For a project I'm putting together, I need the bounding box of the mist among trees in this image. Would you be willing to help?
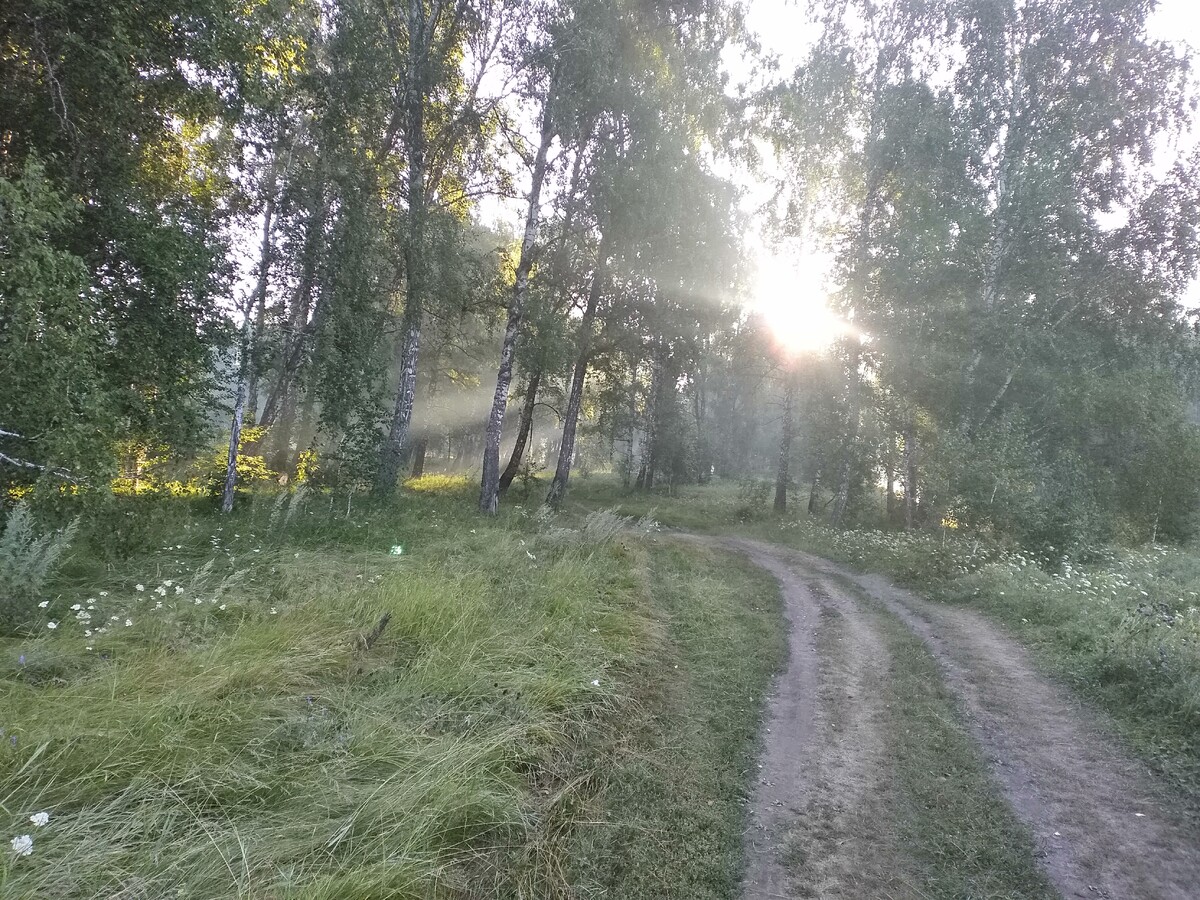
[3,0,1199,556]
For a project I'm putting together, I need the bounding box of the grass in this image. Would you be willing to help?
[570,475,1200,806]
[0,482,784,897]
[568,542,786,899]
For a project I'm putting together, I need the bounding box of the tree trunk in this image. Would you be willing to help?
[830,343,861,527]
[375,0,430,498]
[622,362,638,489]
[693,355,710,484]
[221,324,250,514]
[774,369,796,513]
[830,47,895,528]
[807,467,821,516]
[410,436,428,479]
[640,350,663,492]
[545,241,609,508]
[885,457,896,522]
[903,419,918,530]
[480,96,554,513]
[499,370,540,494]
[260,185,326,463]
[243,147,288,429]
[221,146,283,510]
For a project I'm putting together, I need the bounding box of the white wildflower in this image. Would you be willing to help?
[46,621,57,630]
[526,550,536,561]
[98,591,108,597]
[389,545,404,556]
[218,604,227,611]
[37,601,49,609]
[590,679,601,687]
[269,607,278,615]
[155,586,167,597]
[135,584,145,592]
[124,619,133,627]
[163,580,174,587]
[29,812,49,828]
[70,604,82,611]
[175,586,184,595]
[10,834,33,856]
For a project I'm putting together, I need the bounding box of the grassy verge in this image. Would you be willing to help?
[569,476,1200,804]
[569,541,786,899]
[1,480,783,897]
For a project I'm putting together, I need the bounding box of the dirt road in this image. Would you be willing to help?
[696,536,1200,900]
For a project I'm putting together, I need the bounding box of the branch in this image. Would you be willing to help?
[0,450,82,483]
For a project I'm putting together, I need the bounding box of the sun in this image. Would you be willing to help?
[752,252,846,356]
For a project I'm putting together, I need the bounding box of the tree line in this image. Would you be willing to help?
[2,0,1199,557]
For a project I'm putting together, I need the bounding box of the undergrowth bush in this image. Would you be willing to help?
[0,503,77,634]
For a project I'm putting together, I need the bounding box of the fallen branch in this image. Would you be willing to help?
[0,436,84,487]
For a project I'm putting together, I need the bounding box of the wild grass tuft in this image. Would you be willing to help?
[0,485,658,896]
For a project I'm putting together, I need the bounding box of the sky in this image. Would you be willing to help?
[743,0,1200,67]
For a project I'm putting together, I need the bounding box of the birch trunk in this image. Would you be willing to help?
[545,245,608,508]
[221,324,250,514]
[774,369,796,513]
[829,341,861,527]
[499,369,540,494]
[375,0,430,497]
[480,97,554,513]
[830,47,894,527]
[622,362,638,489]
[903,419,918,530]
[221,148,282,510]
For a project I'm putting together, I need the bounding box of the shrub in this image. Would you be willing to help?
[0,502,77,633]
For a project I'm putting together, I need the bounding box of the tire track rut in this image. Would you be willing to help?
[685,535,1200,900]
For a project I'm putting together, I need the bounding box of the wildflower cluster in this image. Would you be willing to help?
[27,526,287,653]
[8,810,49,860]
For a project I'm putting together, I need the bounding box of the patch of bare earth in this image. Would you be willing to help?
[718,534,1200,900]
[714,539,919,899]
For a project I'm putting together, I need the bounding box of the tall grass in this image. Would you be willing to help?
[0,489,657,897]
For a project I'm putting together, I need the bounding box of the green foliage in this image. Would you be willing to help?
[0,160,108,489]
[0,483,779,896]
[0,503,77,634]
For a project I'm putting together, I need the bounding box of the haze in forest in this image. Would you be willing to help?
[9,2,1200,897]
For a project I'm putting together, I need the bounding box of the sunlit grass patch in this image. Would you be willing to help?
[403,473,474,495]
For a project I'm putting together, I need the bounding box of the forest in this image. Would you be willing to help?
[3,0,1200,898]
